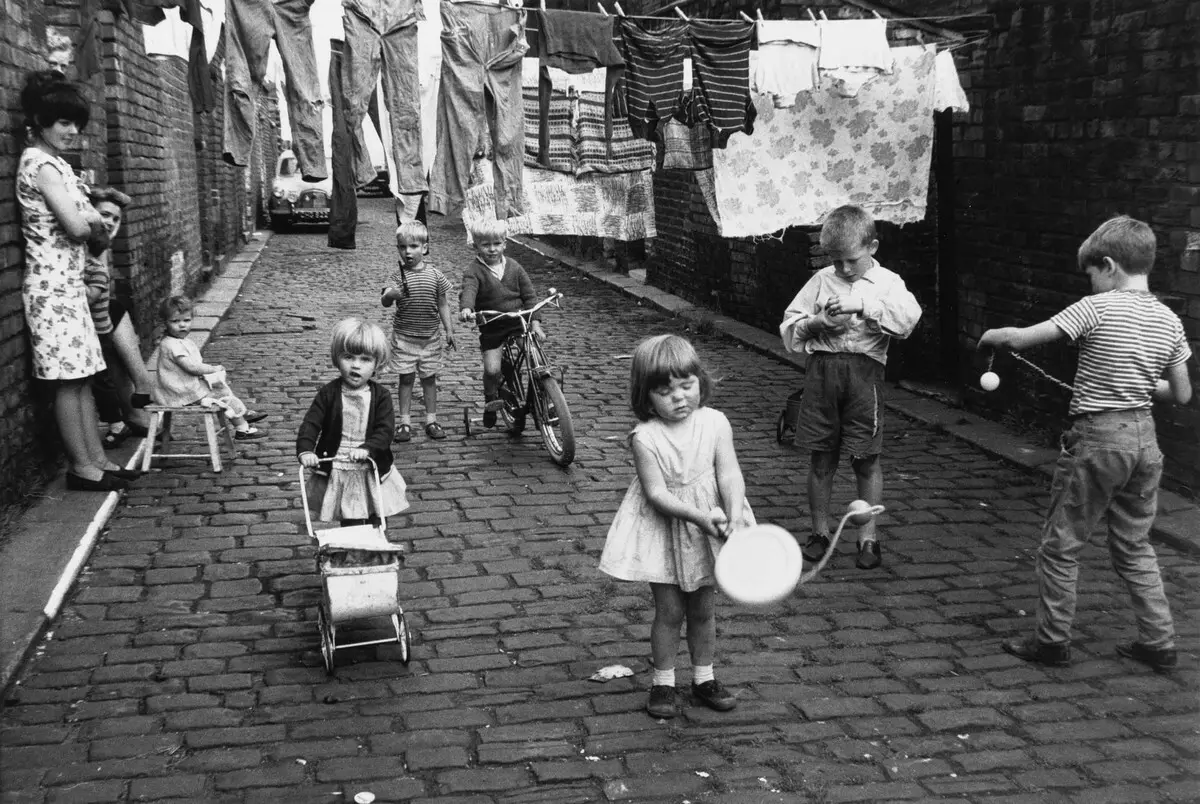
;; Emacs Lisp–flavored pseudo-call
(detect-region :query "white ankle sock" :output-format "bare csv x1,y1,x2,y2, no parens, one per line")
652,667,675,687
399,415,411,426
693,665,714,685
425,414,437,425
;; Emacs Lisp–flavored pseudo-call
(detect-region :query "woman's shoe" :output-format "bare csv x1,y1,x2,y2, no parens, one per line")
66,472,128,492
243,411,268,424
104,467,142,481
102,427,131,449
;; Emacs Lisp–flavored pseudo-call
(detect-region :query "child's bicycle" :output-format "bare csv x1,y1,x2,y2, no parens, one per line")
463,289,576,467
299,457,411,675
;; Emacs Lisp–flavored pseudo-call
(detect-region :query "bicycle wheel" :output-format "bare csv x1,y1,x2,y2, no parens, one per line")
531,376,575,466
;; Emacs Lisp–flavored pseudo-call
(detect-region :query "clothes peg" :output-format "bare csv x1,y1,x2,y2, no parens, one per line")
613,2,625,17
674,7,689,21
819,10,829,20
756,9,764,21
597,3,608,15
739,11,754,22
539,0,546,10
806,9,817,21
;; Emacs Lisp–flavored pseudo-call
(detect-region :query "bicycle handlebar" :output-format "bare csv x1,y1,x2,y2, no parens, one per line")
470,289,563,326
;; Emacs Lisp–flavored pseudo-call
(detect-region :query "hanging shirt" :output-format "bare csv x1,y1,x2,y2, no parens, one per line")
619,17,688,140
817,17,894,97
688,20,756,147
753,20,820,108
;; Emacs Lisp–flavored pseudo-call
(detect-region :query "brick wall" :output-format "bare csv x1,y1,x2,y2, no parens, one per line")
1,2,281,504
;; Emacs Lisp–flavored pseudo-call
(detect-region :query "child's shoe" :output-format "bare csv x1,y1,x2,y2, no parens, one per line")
234,427,267,441
645,685,676,719
802,533,831,563
1116,642,1177,672
691,679,736,711
855,539,882,569
483,395,502,428
395,423,412,442
1002,637,1070,667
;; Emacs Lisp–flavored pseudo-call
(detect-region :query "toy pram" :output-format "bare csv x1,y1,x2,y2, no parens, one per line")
776,389,804,445
300,457,411,674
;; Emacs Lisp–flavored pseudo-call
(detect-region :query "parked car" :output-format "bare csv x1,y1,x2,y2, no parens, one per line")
358,165,392,198
268,149,332,230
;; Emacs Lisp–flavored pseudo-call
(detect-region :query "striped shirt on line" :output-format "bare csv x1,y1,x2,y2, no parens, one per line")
1051,290,1191,416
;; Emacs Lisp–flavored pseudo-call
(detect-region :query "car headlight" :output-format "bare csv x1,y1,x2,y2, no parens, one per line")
286,191,299,202
272,188,285,198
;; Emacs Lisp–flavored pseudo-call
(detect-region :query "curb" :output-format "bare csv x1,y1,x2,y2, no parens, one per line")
0,232,273,698
512,235,1200,559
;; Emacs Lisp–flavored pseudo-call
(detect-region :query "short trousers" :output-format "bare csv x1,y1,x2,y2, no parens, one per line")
795,352,884,457
479,320,523,352
387,331,445,379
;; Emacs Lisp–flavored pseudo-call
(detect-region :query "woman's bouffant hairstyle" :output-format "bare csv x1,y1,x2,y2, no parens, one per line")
329,318,390,368
20,70,90,135
89,186,132,208
628,334,712,421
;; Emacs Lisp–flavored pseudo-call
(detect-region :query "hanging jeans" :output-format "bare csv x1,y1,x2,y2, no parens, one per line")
429,0,528,219
327,39,358,249
223,0,327,181
342,1,426,213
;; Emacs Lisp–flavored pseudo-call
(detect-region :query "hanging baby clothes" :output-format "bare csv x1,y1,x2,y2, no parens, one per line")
430,0,528,219
687,20,755,147
934,49,969,112
753,19,820,108
223,0,328,181
341,0,427,221
711,45,936,237
618,18,687,141
817,17,893,98
536,9,624,165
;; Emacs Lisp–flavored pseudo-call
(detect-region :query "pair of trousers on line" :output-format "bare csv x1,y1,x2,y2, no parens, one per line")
1034,409,1175,649
342,1,427,216
224,0,328,181
430,0,528,219
327,40,358,250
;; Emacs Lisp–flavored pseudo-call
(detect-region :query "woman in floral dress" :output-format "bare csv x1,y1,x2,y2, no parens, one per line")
17,71,138,492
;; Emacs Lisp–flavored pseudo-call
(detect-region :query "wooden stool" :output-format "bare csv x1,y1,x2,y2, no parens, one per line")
141,405,236,472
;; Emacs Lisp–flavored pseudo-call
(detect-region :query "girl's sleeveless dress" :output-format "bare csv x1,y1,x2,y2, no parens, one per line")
16,147,104,380
599,407,755,592
306,385,409,522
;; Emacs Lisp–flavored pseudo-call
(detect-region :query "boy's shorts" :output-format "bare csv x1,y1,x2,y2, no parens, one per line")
795,352,885,458
387,331,445,379
478,320,523,352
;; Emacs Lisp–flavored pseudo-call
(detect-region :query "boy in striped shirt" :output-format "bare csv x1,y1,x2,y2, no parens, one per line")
979,216,1193,672
382,221,456,442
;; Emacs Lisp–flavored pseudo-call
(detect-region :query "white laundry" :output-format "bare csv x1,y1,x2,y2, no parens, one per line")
753,20,821,107
934,49,969,112
817,18,893,98
521,58,608,94
141,7,191,60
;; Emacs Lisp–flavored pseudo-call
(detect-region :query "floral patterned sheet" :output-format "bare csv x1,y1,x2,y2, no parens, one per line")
711,45,936,237
464,157,656,243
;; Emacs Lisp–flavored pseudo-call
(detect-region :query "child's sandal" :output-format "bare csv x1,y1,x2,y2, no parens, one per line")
424,422,446,440
395,424,412,442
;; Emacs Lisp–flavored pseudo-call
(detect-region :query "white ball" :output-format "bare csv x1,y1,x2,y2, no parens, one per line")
847,499,874,526
980,372,1001,392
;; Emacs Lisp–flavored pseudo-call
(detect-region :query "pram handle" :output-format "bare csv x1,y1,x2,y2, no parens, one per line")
299,455,387,539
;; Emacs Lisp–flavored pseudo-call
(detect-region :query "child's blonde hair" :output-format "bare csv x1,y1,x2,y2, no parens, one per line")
820,205,877,249
396,220,429,245
629,334,712,421
469,218,507,244
330,318,390,367
1077,215,1156,276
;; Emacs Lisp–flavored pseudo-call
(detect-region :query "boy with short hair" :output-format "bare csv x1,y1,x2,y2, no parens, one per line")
458,219,545,429
979,215,1192,671
382,221,456,441
779,205,922,569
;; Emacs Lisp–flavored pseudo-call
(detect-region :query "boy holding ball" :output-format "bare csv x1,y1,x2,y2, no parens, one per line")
779,205,922,569
978,216,1192,670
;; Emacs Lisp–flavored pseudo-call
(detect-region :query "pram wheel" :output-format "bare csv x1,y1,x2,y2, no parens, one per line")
318,602,336,675
393,612,412,665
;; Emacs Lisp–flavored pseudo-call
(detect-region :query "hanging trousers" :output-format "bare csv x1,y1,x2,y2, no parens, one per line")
327,39,358,249
342,1,426,209
223,0,328,181
429,0,528,218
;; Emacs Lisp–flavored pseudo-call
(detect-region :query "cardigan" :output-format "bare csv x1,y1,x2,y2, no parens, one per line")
458,257,540,323
296,378,395,478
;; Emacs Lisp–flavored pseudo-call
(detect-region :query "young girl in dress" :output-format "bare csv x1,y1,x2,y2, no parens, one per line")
297,319,408,527
599,334,754,720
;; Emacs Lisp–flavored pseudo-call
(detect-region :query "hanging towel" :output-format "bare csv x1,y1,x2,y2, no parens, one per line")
817,17,893,97
537,9,624,166
464,157,656,242
753,19,820,108
619,18,688,141
523,88,655,177
688,20,756,147
711,45,936,236
934,49,969,112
